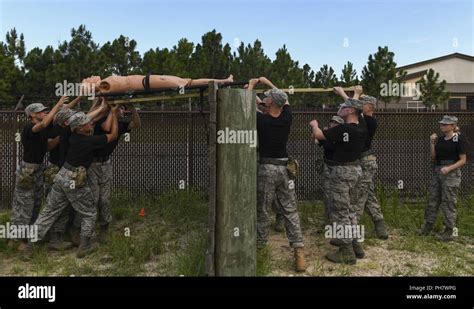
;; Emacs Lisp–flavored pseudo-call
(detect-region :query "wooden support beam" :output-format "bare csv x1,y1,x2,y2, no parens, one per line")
107,87,355,104
214,88,257,276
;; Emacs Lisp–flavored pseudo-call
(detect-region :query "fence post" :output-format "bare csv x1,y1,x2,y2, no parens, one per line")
214,88,257,276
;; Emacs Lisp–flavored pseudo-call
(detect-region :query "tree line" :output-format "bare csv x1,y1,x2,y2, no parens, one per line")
0,25,448,108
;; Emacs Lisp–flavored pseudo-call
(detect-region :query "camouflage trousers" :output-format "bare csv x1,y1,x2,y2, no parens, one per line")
322,163,333,222
354,156,384,223
425,166,461,229
88,160,113,226
43,163,72,235
44,164,59,197
11,162,44,228
32,167,97,241
327,165,362,245
257,163,304,248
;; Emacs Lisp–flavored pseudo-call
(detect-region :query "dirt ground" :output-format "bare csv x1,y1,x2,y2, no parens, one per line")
266,228,474,276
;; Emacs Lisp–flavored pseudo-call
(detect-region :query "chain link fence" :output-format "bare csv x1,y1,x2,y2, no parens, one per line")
1,111,473,208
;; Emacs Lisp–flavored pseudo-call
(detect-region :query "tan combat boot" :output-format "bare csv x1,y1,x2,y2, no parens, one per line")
294,247,306,272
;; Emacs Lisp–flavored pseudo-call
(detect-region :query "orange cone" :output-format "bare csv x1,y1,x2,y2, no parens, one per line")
139,208,145,217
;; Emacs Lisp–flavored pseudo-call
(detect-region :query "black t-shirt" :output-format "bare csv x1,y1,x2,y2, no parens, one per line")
47,124,62,165
21,123,51,164
318,138,335,161
57,126,72,167
435,134,467,161
93,117,131,157
323,122,366,163
362,114,377,152
257,105,291,158
65,133,108,168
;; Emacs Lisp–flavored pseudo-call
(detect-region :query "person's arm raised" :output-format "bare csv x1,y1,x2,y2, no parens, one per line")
65,96,82,109
128,105,141,130
86,98,109,124
105,111,118,143
258,77,277,89
32,96,68,133
333,86,349,101
310,120,325,141
430,133,437,161
353,85,363,100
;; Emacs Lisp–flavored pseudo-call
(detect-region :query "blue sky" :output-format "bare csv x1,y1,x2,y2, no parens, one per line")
1,0,472,76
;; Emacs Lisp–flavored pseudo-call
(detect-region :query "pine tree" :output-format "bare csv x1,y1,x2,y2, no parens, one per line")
417,69,450,108
361,46,406,108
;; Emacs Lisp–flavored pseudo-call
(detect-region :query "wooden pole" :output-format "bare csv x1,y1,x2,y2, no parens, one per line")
108,87,355,105
214,88,257,276
205,82,218,276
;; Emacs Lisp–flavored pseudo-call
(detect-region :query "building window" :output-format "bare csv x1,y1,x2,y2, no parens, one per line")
448,98,461,111
467,96,474,111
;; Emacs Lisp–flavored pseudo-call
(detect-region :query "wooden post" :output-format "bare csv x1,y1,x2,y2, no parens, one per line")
214,88,257,276
205,82,218,276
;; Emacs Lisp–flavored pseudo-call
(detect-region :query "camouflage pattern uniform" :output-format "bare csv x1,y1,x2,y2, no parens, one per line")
33,166,97,241
43,163,71,235
426,165,462,228
327,165,362,245
257,161,304,248
354,155,384,222
88,160,113,226
322,162,333,221
11,162,44,227
43,163,60,197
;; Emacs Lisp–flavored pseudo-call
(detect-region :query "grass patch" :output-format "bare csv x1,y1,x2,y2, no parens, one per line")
0,185,472,276
256,246,272,276
173,230,207,276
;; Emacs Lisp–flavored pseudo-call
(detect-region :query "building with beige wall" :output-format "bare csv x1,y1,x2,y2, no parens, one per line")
385,53,474,111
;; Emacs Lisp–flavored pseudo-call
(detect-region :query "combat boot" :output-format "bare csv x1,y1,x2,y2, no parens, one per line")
418,222,434,236
329,238,344,246
47,232,73,251
326,244,356,265
294,247,306,272
98,224,110,243
18,241,34,262
274,214,285,232
374,219,388,239
7,239,20,250
76,236,98,259
436,228,454,242
352,240,365,259
69,226,81,247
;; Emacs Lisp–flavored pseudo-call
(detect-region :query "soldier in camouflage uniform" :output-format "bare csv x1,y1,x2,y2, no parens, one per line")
355,95,388,239
310,98,366,264
254,88,287,234
248,77,306,272
25,110,118,259
43,107,76,251
87,103,141,243
44,107,76,197
11,98,67,250
44,99,108,250
316,115,344,223
420,115,467,242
